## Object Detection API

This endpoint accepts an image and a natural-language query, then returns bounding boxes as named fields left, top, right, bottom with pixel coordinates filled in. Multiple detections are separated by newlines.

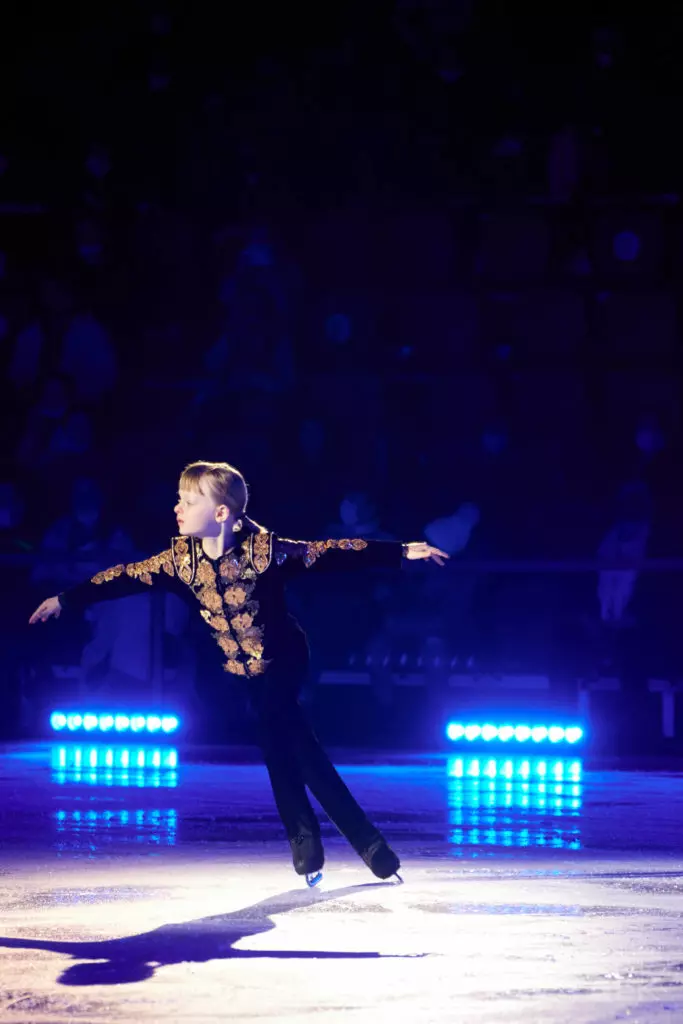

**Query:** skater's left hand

left=403, top=542, right=449, bottom=566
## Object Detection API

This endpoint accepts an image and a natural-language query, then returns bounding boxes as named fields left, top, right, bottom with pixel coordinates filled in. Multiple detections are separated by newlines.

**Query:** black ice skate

left=358, top=836, right=401, bottom=881
left=289, top=833, right=325, bottom=887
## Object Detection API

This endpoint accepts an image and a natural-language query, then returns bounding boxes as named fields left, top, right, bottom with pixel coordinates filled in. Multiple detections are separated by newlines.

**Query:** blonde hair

left=179, top=460, right=249, bottom=517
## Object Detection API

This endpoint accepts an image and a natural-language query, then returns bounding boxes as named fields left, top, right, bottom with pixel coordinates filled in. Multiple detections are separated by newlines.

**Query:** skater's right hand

left=29, top=596, right=62, bottom=625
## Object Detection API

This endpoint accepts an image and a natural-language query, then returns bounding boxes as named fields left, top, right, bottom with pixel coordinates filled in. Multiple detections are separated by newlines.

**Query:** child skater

left=30, top=461, right=448, bottom=886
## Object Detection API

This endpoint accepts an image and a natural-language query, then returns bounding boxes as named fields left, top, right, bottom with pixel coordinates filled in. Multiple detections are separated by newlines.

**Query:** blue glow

left=50, top=745, right=179, bottom=787
left=54, top=808, right=177, bottom=846
left=446, top=755, right=583, bottom=851
left=446, top=722, right=584, bottom=746
left=49, top=711, right=180, bottom=735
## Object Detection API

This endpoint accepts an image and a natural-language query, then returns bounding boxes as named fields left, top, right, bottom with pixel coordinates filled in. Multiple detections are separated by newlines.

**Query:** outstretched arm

left=29, top=547, right=176, bottom=624
left=271, top=536, right=448, bottom=575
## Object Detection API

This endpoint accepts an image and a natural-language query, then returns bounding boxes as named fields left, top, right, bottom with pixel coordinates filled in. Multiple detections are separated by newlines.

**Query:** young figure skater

left=30, top=461, right=448, bottom=886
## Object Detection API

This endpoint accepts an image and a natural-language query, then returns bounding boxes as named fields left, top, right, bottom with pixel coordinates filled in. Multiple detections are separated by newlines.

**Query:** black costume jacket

left=59, top=531, right=403, bottom=682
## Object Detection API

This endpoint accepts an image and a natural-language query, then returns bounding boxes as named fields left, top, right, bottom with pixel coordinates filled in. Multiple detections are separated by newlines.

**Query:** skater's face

left=174, top=480, right=232, bottom=538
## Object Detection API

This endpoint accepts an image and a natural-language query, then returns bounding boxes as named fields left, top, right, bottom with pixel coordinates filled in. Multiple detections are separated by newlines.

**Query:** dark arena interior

left=2, top=5, right=683, bottom=1022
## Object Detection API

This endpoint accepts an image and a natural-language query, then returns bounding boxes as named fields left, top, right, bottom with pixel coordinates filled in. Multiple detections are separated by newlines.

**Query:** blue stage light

left=49, top=711, right=180, bottom=735
left=446, top=721, right=585, bottom=746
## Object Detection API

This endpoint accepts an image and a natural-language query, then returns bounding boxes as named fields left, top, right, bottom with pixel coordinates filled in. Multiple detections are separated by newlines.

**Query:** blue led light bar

left=446, top=722, right=584, bottom=745
left=49, top=712, right=180, bottom=735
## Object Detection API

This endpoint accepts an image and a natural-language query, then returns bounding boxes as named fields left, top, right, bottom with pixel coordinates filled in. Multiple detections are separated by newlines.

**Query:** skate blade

left=306, top=871, right=323, bottom=888
left=393, top=872, right=404, bottom=884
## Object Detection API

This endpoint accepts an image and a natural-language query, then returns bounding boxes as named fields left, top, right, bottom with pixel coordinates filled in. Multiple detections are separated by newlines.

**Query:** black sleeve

left=58, top=548, right=177, bottom=612
left=272, top=536, right=404, bottom=576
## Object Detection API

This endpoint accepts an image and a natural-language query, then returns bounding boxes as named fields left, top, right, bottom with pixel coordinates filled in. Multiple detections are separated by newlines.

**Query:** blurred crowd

left=1, top=5, right=682, bottom=718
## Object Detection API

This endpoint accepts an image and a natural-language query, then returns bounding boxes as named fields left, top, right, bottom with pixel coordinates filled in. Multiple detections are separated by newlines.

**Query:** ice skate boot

left=358, top=834, right=401, bottom=881
left=289, top=833, right=325, bottom=887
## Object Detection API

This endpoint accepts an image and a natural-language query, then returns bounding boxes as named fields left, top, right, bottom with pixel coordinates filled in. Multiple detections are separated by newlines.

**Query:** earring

left=233, top=520, right=242, bottom=533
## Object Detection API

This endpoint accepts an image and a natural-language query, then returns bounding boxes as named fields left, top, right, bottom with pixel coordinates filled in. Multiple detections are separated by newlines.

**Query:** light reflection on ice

left=446, top=756, right=583, bottom=851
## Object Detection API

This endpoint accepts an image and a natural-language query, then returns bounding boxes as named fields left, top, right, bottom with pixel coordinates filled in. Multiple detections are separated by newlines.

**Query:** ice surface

left=2, top=744, right=683, bottom=1022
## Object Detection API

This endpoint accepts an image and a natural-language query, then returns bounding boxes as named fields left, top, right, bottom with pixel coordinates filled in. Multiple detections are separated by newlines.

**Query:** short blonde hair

left=179, top=461, right=249, bottom=517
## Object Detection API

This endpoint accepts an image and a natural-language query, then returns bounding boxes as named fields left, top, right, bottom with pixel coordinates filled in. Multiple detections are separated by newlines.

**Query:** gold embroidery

left=216, top=634, right=240, bottom=657
left=251, top=532, right=272, bottom=574
left=303, top=537, right=368, bottom=568
left=230, top=610, right=255, bottom=632
left=198, top=587, right=223, bottom=613
left=339, top=538, right=368, bottom=551
left=219, top=557, right=240, bottom=582
left=197, top=560, right=217, bottom=586
left=173, top=537, right=195, bottom=585
left=191, top=538, right=271, bottom=678
left=125, top=549, right=175, bottom=583
left=223, top=583, right=254, bottom=609
left=208, top=614, right=230, bottom=632
left=240, top=636, right=264, bottom=658
left=223, top=658, right=247, bottom=676
left=92, top=564, right=125, bottom=584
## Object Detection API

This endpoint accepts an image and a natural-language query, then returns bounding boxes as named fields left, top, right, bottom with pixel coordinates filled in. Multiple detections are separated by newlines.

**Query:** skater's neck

left=201, top=524, right=235, bottom=561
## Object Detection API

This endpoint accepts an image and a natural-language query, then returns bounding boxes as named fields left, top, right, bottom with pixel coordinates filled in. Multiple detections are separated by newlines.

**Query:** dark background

left=1, top=2, right=682, bottom=749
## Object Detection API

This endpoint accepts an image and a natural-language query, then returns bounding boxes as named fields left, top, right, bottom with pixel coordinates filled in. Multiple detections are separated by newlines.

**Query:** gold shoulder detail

left=92, top=564, right=125, bottom=585
left=172, top=537, right=196, bottom=586
left=125, top=549, right=174, bottom=586
left=250, top=531, right=272, bottom=574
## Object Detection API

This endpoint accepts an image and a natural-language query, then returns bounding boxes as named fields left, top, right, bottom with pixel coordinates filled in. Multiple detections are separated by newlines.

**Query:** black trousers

left=248, top=672, right=380, bottom=854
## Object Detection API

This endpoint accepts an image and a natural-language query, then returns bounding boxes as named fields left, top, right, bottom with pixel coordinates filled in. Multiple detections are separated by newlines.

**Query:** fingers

left=29, top=604, right=54, bottom=624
